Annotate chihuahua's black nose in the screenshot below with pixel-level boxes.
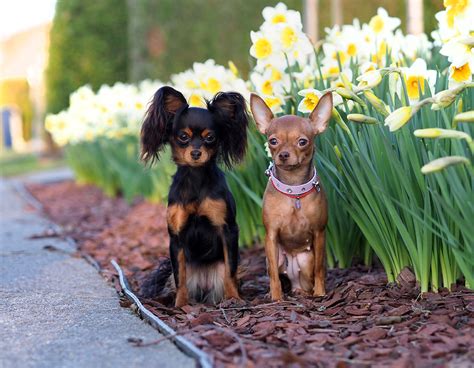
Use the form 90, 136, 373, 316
279, 151, 290, 161
191, 150, 202, 160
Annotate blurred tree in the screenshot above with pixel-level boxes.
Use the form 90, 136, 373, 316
45, 0, 129, 114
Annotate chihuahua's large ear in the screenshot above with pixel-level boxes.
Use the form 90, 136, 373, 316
140, 86, 187, 163
250, 93, 274, 134
309, 92, 333, 135
208, 91, 249, 168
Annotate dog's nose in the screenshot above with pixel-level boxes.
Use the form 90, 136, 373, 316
191, 150, 202, 160
279, 151, 290, 161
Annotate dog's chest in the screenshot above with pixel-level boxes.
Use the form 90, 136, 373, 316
167, 198, 227, 234
268, 195, 316, 249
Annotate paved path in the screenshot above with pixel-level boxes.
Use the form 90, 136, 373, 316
0, 178, 195, 368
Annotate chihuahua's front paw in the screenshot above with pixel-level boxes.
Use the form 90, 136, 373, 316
313, 286, 326, 297
270, 288, 284, 301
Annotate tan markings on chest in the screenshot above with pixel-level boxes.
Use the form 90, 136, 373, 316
197, 198, 227, 227
167, 199, 227, 234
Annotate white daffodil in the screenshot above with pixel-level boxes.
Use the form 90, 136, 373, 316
250, 30, 279, 62
444, 0, 474, 35
293, 65, 318, 89
261, 2, 302, 29
448, 61, 473, 88
250, 68, 290, 98
368, 7, 401, 36
297, 89, 342, 113
262, 94, 285, 114
395, 59, 437, 104
440, 36, 474, 68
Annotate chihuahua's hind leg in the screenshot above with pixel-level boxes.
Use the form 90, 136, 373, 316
312, 229, 326, 297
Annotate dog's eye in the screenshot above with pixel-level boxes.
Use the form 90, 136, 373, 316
204, 133, 215, 143
269, 138, 278, 146
178, 132, 190, 143
298, 138, 308, 147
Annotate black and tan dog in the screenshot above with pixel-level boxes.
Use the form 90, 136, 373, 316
140, 86, 248, 307
250, 92, 333, 301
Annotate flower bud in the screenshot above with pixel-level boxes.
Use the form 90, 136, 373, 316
333, 145, 342, 159
431, 85, 465, 110
384, 106, 415, 132
228, 61, 239, 76
347, 113, 379, 124
331, 108, 351, 134
414, 128, 472, 142
335, 87, 366, 107
421, 156, 470, 174
357, 70, 382, 89
363, 90, 390, 117
454, 110, 474, 123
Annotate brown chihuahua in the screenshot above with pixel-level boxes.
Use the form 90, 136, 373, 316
250, 92, 333, 301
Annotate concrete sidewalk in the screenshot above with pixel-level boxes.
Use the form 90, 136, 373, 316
0, 178, 194, 368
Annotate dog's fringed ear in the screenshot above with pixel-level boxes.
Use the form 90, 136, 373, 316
309, 92, 333, 135
208, 92, 249, 168
250, 93, 274, 134
140, 86, 187, 164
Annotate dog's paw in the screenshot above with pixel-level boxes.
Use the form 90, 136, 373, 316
175, 293, 189, 308
312, 289, 326, 298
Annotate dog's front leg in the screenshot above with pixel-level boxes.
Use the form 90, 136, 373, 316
222, 226, 240, 300
265, 231, 283, 301
170, 236, 188, 307
312, 228, 326, 297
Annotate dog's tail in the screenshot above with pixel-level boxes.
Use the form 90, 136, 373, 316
139, 257, 173, 299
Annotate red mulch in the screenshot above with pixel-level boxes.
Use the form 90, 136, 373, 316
28, 181, 474, 368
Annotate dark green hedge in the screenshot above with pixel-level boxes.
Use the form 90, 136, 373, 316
45, 0, 129, 114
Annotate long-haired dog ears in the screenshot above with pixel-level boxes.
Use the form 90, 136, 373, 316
207, 92, 249, 168
140, 86, 249, 168
140, 86, 188, 164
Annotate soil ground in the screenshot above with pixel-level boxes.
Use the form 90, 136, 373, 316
28, 181, 474, 368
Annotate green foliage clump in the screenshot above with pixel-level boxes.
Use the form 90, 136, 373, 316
45, 0, 129, 114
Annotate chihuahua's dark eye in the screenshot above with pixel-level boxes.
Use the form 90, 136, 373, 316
269, 138, 278, 146
298, 138, 308, 147
178, 132, 190, 143
204, 132, 216, 144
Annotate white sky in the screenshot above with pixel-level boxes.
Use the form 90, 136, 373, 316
0, 0, 56, 40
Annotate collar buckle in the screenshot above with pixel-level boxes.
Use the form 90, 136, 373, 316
312, 179, 321, 193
